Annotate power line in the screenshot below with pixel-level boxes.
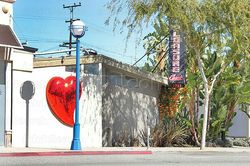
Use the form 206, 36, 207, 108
13, 15, 145, 64
19, 37, 64, 43
19, 35, 134, 60
11, 15, 28, 43
14, 16, 63, 21
41, 45, 61, 52
81, 41, 134, 58
19, 34, 131, 55
132, 36, 168, 66
14, 15, 114, 35
151, 47, 169, 73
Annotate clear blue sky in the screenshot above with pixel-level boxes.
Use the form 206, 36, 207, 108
13, 0, 150, 66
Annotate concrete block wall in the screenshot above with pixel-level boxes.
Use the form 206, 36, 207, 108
102, 67, 160, 146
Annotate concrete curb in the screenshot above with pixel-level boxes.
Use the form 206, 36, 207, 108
0, 151, 152, 157
149, 147, 250, 153
1, 147, 250, 157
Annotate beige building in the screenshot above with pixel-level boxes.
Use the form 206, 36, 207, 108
0, 0, 37, 147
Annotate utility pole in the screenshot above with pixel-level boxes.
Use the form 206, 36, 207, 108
62, 2, 81, 55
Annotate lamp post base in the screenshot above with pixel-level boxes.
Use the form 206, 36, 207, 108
70, 139, 81, 150
70, 123, 81, 150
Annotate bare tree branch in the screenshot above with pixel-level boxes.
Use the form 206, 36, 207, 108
242, 109, 250, 119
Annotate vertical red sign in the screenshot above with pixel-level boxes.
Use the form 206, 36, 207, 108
168, 30, 186, 86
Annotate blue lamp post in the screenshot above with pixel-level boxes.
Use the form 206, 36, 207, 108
70, 20, 86, 150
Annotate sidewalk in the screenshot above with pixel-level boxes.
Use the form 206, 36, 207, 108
1, 146, 250, 157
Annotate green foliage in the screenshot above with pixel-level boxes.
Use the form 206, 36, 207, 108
107, 0, 250, 68
219, 58, 250, 107
107, 0, 250, 144
238, 60, 250, 105
202, 52, 223, 78
209, 106, 228, 141
207, 57, 250, 141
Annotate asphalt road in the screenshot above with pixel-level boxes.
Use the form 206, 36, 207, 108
0, 151, 250, 166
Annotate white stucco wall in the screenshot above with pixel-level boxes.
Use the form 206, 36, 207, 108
8, 49, 34, 147
29, 66, 74, 148
12, 70, 32, 147
12, 64, 103, 148
11, 49, 33, 72
5, 61, 11, 131
80, 63, 103, 147
6, 49, 33, 133
0, 60, 6, 146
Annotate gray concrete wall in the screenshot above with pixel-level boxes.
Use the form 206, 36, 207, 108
229, 107, 250, 138
102, 66, 160, 146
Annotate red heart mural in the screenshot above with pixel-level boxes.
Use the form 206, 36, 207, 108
46, 76, 82, 127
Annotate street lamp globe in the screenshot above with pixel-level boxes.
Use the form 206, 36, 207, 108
70, 20, 86, 38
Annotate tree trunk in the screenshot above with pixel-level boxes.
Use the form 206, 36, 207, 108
195, 50, 222, 150
207, 93, 212, 134
196, 87, 200, 127
201, 84, 209, 150
195, 51, 209, 150
189, 89, 200, 146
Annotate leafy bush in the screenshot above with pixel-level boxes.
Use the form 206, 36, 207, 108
150, 114, 190, 147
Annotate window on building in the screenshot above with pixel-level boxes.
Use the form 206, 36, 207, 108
124, 76, 138, 88
84, 64, 99, 75
108, 72, 123, 86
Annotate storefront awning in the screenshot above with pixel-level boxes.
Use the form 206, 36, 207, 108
0, 24, 22, 49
